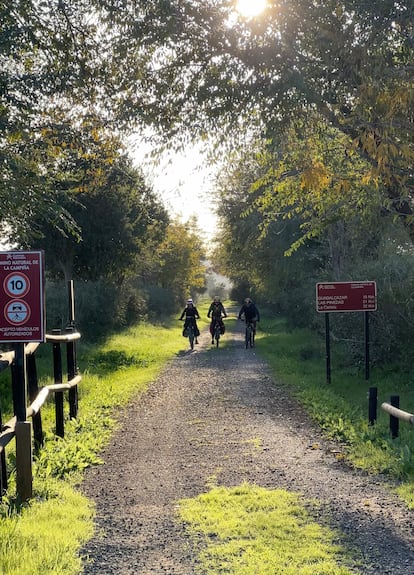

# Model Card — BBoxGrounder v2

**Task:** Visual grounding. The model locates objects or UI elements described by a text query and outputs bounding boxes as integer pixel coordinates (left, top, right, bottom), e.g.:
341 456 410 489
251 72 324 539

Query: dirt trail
81 321 414 575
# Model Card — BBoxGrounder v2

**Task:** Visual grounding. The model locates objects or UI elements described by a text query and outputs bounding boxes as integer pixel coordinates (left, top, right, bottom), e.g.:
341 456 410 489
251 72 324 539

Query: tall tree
1 0 106 228
156 218 207 305
18 151 169 284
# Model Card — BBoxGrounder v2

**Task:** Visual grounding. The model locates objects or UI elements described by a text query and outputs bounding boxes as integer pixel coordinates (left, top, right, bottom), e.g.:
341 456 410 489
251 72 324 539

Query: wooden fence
0 328 81 502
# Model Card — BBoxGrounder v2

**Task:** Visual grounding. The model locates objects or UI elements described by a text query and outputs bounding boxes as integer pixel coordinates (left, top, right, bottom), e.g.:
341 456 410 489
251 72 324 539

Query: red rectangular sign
0 251 45 342
316 281 377 313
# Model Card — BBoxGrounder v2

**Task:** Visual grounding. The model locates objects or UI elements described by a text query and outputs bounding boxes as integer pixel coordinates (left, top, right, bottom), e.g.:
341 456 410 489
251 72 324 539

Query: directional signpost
316 281 377 383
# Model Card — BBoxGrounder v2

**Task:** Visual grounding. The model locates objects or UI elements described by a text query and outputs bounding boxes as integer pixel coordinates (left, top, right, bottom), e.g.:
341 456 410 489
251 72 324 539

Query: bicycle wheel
188 327 195 349
215 330 220 347
245 326 251 349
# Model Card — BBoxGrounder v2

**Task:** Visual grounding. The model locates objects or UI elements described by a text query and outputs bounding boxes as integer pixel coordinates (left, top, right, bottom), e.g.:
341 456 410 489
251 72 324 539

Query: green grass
0 481 93 575
179 483 355 575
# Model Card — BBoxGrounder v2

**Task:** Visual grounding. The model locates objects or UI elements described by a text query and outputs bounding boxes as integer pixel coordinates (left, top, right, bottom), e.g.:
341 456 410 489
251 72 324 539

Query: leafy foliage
92 2 414 195
1 0 107 232
156 218 207 305
4 0 414 249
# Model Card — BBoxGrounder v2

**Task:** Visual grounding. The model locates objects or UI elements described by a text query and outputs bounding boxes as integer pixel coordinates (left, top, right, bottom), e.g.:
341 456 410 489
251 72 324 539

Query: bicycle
244 318 256 349
181 317 196 349
213 319 222 348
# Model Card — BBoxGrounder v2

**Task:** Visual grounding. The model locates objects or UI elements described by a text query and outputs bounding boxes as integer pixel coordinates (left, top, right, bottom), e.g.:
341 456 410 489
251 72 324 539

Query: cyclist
207 296 227 345
179 299 200 344
238 298 260 335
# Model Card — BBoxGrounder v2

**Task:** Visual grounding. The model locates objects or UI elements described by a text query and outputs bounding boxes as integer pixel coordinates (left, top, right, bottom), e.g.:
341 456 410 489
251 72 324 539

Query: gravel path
80 319 414 574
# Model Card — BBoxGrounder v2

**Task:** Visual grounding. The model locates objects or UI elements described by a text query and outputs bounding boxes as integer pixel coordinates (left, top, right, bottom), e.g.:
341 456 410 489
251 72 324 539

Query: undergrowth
0 317 194 575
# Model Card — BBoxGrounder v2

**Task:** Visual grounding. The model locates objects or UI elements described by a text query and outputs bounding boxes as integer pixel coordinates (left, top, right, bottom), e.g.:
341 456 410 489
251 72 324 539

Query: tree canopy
3 0 414 356
3 1 414 250
17 149 169 283
156 218 207 305
95 1 414 237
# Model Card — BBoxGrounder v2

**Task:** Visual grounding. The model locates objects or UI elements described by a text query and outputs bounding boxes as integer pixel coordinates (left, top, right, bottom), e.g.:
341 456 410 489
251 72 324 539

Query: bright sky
127 3 269 240
236 0 267 18
130 138 217 241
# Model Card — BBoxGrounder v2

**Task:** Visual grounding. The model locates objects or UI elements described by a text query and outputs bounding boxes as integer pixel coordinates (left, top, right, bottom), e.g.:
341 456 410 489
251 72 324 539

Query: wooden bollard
368 387 377 425
15 421 33 502
390 395 400 439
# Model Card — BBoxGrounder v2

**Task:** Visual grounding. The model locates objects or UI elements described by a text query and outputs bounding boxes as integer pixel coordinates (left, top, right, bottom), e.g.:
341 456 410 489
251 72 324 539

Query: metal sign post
365 311 370 380
316 281 377 383
325 312 331 384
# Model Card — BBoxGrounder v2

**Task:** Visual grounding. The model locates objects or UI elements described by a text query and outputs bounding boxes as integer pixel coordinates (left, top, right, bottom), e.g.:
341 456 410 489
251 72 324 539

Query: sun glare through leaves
236 0 267 18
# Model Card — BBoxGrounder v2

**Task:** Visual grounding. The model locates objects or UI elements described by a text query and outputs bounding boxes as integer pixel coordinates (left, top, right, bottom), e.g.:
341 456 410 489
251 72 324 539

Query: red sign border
3 271 31 298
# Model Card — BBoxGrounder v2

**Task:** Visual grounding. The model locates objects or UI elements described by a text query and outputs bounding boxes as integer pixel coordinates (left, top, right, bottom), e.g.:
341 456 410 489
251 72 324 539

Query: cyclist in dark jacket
180 299 200 343
207 296 227 345
238 298 260 333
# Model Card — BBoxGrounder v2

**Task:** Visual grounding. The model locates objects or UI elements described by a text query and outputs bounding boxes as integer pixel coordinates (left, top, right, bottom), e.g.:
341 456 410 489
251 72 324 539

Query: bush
325 253 414 369
144 285 177 319
45 279 181 341
46 280 128 340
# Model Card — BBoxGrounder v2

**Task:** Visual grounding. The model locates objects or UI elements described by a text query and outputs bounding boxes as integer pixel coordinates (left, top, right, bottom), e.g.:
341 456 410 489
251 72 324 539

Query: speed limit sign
4 272 30 298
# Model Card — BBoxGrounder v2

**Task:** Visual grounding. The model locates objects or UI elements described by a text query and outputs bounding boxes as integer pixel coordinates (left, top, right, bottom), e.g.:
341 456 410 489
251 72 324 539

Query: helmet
245 298 252 304
187 299 193 304
214 296 220 302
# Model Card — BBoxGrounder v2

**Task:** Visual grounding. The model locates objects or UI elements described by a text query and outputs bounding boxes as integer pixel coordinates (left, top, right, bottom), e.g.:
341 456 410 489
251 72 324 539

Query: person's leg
183 319 188 336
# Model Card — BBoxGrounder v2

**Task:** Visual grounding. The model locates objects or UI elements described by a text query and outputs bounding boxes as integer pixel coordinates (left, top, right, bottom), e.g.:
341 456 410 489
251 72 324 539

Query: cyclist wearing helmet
238 298 260 334
180 299 200 344
207 296 227 345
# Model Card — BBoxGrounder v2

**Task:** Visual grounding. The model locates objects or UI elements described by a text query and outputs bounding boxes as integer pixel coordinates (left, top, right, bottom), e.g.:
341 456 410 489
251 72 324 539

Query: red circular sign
3 272 30 298
4 299 31 325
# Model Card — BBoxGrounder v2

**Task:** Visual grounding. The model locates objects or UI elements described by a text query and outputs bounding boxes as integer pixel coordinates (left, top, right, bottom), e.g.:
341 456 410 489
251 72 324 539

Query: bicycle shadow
177 348 197 356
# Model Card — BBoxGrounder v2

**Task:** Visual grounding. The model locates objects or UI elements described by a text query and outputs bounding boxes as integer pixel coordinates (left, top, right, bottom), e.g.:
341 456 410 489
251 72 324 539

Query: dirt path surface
81 320 414 575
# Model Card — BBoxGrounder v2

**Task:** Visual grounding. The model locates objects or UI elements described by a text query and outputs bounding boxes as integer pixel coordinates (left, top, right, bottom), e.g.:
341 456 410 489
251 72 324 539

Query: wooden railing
0 328 81 502
381 399 414 439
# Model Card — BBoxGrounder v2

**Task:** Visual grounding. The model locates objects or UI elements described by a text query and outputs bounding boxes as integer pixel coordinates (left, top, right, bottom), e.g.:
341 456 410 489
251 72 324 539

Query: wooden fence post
15 421 32 502
368 387 377 425
66 327 78 419
27 353 43 449
52 330 64 438
0 407 7 497
11 344 33 501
